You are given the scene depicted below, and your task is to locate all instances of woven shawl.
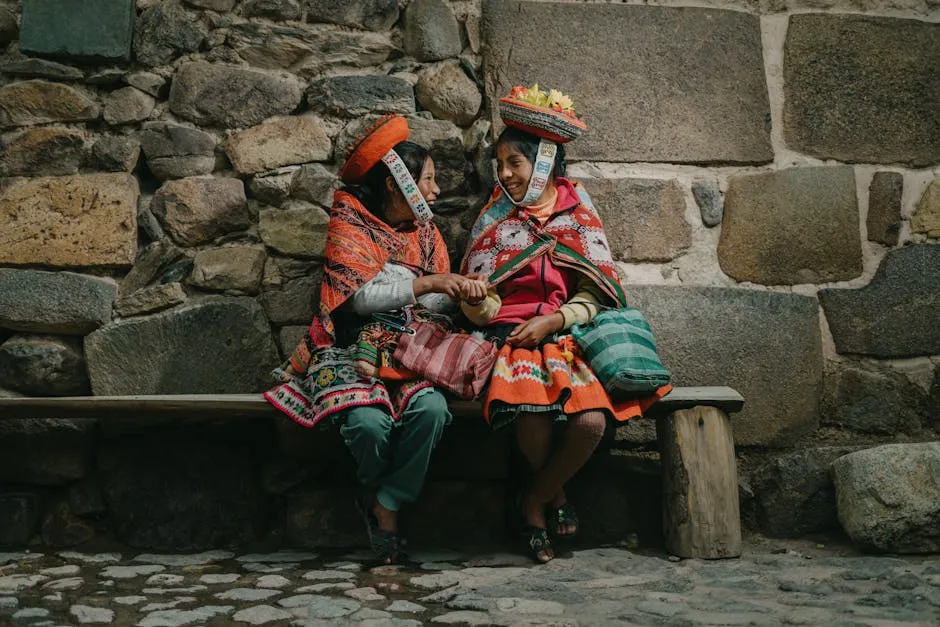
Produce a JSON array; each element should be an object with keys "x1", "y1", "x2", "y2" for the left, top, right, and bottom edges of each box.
[
  {"x1": 307, "y1": 191, "x2": 450, "y2": 349},
  {"x1": 460, "y1": 179, "x2": 627, "y2": 307}
]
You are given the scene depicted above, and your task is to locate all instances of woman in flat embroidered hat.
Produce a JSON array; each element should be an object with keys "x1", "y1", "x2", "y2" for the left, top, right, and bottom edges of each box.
[
  {"x1": 265, "y1": 114, "x2": 487, "y2": 564},
  {"x1": 461, "y1": 85, "x2": 671, "y2": 563}
]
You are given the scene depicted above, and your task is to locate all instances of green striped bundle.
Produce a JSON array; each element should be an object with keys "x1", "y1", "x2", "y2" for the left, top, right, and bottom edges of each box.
[{"x1": 570, "y1": 307, "x2": 672, "y2": 399}]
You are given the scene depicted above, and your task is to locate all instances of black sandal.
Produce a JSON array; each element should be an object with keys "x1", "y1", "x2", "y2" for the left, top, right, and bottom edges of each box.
[
  {"x1": 513, "y1": 491, "x2": 553, "y2": 563},
  {"x1": 549, "y1": 502, "x2": 579, "y2": 538},
  {"x1": 523, "y1": 524, "x2": 554, "y2": 563},
  {"x1": 354, "y1": 495, "x2": 399, "y2": 564}
]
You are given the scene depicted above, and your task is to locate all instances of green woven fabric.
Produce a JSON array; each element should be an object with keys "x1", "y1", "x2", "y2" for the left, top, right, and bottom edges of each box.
[{"x1": 570, "y1": 308, "x2": 672, "y2": 399}]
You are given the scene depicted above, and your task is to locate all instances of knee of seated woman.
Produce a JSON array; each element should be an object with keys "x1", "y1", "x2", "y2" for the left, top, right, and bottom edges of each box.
[
  {"x1": 405, "y1": 391, "x2": 452, "y2": 428},
  {"x1": 341, "y1": 405, "x2": 395, "y2": 439}
]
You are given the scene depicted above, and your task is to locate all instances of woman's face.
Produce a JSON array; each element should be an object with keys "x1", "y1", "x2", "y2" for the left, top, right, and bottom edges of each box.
[
  {"x1": 495, "y1": 141, "x2": 533, "y2": 202},
  {"x1": 385, "y1": 157, "x2": 439, "y2": 224},
  {"x1": 417, "y1": 157, "x2": 440, "y2": 204}
]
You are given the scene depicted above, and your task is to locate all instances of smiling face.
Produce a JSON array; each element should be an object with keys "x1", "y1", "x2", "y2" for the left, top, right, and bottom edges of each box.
[
  {"x1": 495, "y1": 141, "x2": 533, "y2": 202},
  {"x1": 385, "y1": 156, "x2": 439, "y2": 225}
]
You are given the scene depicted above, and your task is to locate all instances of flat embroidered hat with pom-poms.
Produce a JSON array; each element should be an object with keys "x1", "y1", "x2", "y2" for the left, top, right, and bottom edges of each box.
[
  {"x1": 498, "y1": 83, "x2": 586, "y2": 144},
  {"x1": 339, "y1": 114, "x2": 410, "y2": 183}
]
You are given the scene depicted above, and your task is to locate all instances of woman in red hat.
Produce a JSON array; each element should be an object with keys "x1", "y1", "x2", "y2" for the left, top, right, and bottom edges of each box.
[
  {"x1": 266, "y1": 114, "x2": 486, "y2": 563},
  {"x1": 461, "y1": 85, "x2": 670, "y2": 563}
]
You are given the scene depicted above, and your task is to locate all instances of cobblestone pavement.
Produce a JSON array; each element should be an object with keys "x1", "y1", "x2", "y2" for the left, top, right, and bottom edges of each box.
[{"x1": 1, "y1": 536, "x2": 938, "y2": 626}]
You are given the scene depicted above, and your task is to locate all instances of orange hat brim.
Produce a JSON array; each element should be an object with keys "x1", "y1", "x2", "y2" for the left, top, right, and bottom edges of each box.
[{"x1": 339, "y1": 115, "x2": 410, "y2": 183}]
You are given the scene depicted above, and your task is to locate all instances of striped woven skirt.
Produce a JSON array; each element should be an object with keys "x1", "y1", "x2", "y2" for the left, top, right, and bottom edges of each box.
[{"x1": 483, "y1": 335, "x2": 670, "y2": 428}]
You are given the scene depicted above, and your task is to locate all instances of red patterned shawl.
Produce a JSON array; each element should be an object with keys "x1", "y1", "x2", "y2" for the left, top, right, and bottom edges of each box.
[
  {"x1": 294, "y1": 191, "x2": 449, "y2": 368},
  {"x1": 460, "y1": 178, "x2": 627, "y2": 307}
]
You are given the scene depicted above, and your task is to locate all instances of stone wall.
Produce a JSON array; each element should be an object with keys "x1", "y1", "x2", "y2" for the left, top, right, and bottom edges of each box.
[{"x1": 0, "y1": 0, "x2": 938, "y2": 549}]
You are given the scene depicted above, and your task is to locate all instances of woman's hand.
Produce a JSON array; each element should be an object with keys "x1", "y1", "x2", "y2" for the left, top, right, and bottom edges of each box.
[
  {"x1": 459, "y1": 277, "x2": 488, "y2": 304},
  {"x1": 507, "y1": 313, "x2": 565, "y2": 348},
  {"x1": 413, "y1": 273, "x2": 468, "y2": 299},
  {"x1": 278, "y1": 364, "x2": 299, "y2": 382}
]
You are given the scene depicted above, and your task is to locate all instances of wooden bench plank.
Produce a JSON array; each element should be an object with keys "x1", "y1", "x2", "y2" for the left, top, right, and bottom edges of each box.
[{"x1": 0, "y1": 387, "x2": 743, "y2": 420}]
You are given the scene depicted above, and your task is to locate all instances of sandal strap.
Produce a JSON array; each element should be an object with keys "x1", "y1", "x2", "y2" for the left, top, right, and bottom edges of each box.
[
  {"x1": 554, "y1": 504, "x2": 579, "y2": 526},
  {"x1": 354, "y1": 495, "x2": 399, "y2": 562}
]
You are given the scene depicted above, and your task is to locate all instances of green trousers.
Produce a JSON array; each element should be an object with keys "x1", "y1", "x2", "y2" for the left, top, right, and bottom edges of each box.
[{"x1": 339, "y1": 389, "x2": 451, "y2": 511}]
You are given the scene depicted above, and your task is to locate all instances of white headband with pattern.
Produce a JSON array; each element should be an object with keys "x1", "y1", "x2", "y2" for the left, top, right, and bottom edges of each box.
[
  {"x1": 494, "y1": 139, "x2": 557, "y2": 206},
  {"x1": 381, "y1": 150, "x2": 433, "y2": 222}
]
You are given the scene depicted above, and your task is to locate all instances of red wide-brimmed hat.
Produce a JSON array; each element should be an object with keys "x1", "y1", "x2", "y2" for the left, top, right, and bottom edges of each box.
[
  {"x1": 498, "y1": 83, "x2": 586, "y2": 144},
  {"x1": 339, "y1": 114, "x2": 410, "y2": 183}
]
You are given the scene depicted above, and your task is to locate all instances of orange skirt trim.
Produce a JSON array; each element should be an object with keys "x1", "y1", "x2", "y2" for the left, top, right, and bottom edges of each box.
[{"x1": 484, "y1": 339, "x2": 671, "y2": 425}]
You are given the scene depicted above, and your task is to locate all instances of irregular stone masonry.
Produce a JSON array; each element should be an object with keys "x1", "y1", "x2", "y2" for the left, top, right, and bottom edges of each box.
[
  {"x1": 0, "y1": 0, "x2": 938, "y2": 556},
  {"x1": 0, "y1": 543, "x2": 938, "y2": 625}
]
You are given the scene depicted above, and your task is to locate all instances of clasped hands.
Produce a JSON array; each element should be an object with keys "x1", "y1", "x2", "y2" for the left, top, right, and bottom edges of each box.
[{"x1": 413, "y1": 273, "x2": 487, "y2": 303}]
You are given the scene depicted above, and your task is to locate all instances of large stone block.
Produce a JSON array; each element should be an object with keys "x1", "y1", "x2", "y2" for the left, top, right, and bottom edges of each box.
[
  {"x1": 0, "y1": 57, "x2": 84, "y2": 81},
  {"x1": 139, "y1": 122, "x2": 217, "y2": 181},
  {"x1": 821, "y1": 361, "x2": 929, "y2": 435},
  {"x1": 134, "y1": 3, "x2": 207, "y2": 67},
  {"x1": 867, "y1": 172, "x2": 903, "y2": 246},
  {"x1": 0, "y1": 80, "x2": 99, "y2": 128},
  {"x1": 304, "y1": 0, "x2": 399, "y2": 31},
  {"x1": 578, "y1": 178, "x2": 690, "y2": 262},
  {"x1": 84, "y1": 297, "x2": 279, "y2": 395},
  {"x1": 482, "y1": 0, "x2": 772, "y2": 164},
  {"x1": 625, "y1": 285, "x2": 822, "y2": 447},
  {"x1": 243, "y1": 0, "x2": 302, "y2": 21},
  {"x1": 404, "y1": 0, "x2": 461, "y2": 62},
  {"x1": 224, "y1": 116, "x2": 331, "y2": 175},
  {"x1": 101, "y1": 86, "x2": 156, "y2": 126},
  {"x1": 819, "y1": 244, "x2": 940, "y2": 358},
  {"x1": 226, "y1": 21, "x2": 396, "y2": 78},
  {"x1": 0, "y1": 335, "x2": 91, "y2": 397},
  {"x1": 748, "y1": 447, "x2": 861, "y2": 538},
  {"x1": 20, "y1": 0, "x2": 135, "y2": 61},
  {"x1": 0, "y1": 270, "x2": 116, "y2": 335},
  {"x1": 0, "y1": 419, "x2": 95, "y2": 486},
  {"x1": 99, "y1": 425, "x2": 269, "y2": 550},
  {"x1": 718, "y1": 167, "x2": 861, "y2": 285},
  {"x1": 114, "y1": 283, "x2": 187, "y2": 318},
  {"x1": 258, "y1": 206, "x2": 329, "y2": 258},
  {"x1": 307, "y1": 75, "x2": 415, "y2": 117},
  {"x1": 416, "y1": 61, "x2": 483, "y2": 127},
  {"x1": 260, "y1": 274, "x2": 321, "y2": 326},
  {"x1": 912, "y1": 179, "x2": 940, "y2": 238},
  {"x1": 189, "y1": 246, "x2": 267, "y2": 294},
  {"x1": 832, "y1": 443, "x2": 940, "y2": 553},
  {"x1": 0, "y1": 127, "x2": 86, "y2": 177},
  {"x1": 151, "y1": 177, "x2": 250, "y2": 246},
  {"x1": 0, "y1": 173, "x2": 138, "y2": 268},
  {"x1": 169, "y1": 62, "x2": 303, "y2": 129},
  {"x1": 784, "y1": 15, "x2": 940, "y2": 167}
]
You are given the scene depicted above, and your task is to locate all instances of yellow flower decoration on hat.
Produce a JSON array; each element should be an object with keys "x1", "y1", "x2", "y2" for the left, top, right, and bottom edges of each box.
[{"x1": 508, "y1": 83, "x2": 578, "y2": 118}]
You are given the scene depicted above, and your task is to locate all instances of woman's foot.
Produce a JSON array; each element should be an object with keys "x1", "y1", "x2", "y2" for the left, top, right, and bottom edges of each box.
[
  {"x1": 549, "y1": 492, "x2": 578, "y2": 537},
  {"x1": 355, "y1": 494, "x2": 400, "y2": 565},
  {"x1": 372, "y1": 499, "x2": 398, "y2": 535},
  {"x1": 521, "y1": 492, "x2": 553, "y2": 563}
]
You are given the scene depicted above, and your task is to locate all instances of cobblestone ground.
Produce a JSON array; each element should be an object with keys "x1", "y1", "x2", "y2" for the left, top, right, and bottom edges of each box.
[{"x1": 1, "y1": 536, "x2": 938, "y2": 626}]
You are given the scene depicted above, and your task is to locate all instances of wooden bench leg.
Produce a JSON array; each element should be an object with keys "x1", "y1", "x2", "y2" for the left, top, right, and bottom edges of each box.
[{"x1": 656, "y1": 405, "x2": 741, "y2": 559}]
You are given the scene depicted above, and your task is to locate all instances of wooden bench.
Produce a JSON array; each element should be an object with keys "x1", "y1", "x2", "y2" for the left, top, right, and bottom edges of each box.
[{"x1": 0, "y1": 386, "x2": 744, "y2": 559}]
